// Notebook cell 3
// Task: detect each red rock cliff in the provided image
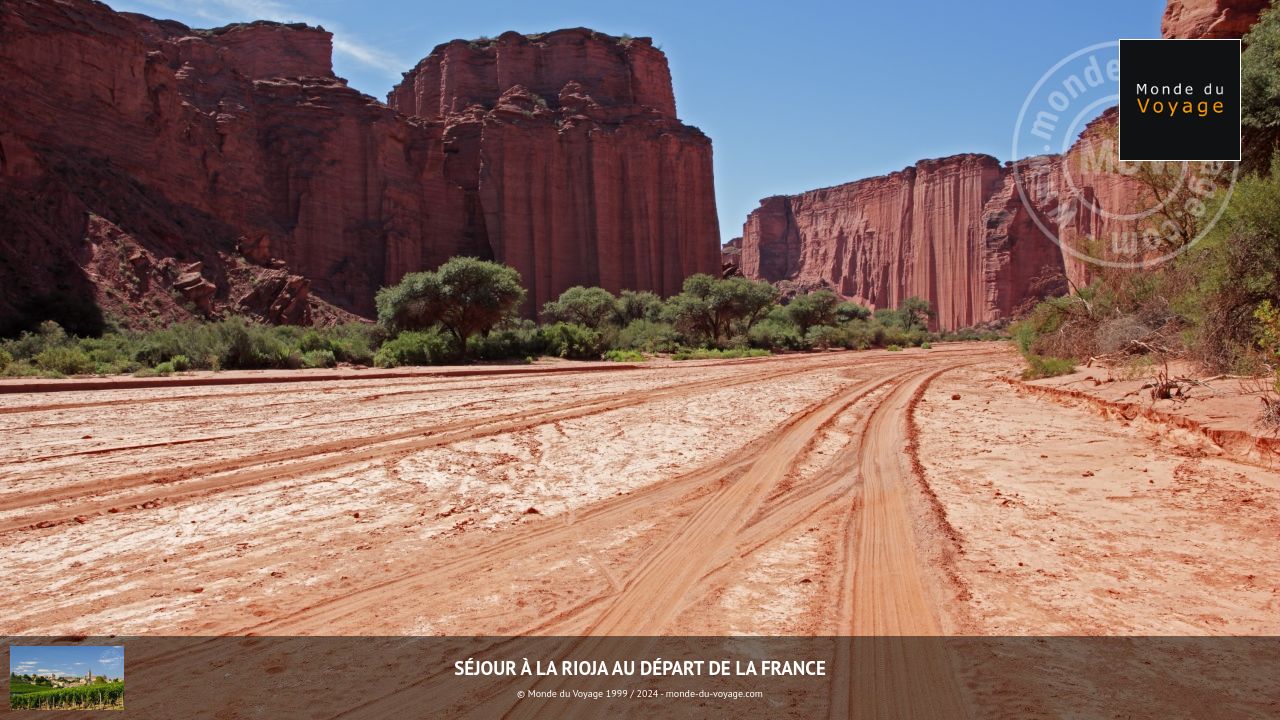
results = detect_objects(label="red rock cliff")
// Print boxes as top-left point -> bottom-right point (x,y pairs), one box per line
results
738,110 -> 1161,330
740,0 -> 1269,331
1162,0 -> 1269,38
388,30 -> 719,312
0,2 -> 717,332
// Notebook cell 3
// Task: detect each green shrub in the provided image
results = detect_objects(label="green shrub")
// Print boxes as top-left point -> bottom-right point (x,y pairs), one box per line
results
886,344 -> 903,352
841,320 -> 882,350
0,348 -> 12,371
467,319 -> 546,361
672,348 -> 770,361
804,324 -> 845,350
219,318 -> 299,369
543,322 -> 603,359
616,290 -> 665,323
373,329 -> 454,368
617,319 -> 680,353
153,361 -> 177,375
34,345 -> 94,375
748,317 -> 803,350
920,341 -> 932,349
1022,354 -> 1077,379
2,320 -> 71,361
603,349 -> 646,362
301,349 -> 337,369
170,354 -> 191,371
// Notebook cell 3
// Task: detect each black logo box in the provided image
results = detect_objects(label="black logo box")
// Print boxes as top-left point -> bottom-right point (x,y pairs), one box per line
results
1119,38 -> 1241,162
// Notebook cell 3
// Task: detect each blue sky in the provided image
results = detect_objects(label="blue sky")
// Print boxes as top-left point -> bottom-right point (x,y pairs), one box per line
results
104,0 -> 1163,242
10,646 -> 125,679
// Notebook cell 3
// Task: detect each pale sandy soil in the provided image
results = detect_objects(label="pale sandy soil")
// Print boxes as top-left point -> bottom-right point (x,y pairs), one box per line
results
1,344 -> 1275,718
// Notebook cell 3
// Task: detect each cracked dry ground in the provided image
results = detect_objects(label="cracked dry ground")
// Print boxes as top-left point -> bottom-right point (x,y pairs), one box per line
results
1,344 -> 1276,718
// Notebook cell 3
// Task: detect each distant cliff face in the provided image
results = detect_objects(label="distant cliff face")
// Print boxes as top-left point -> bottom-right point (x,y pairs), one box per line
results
738,0 -> 1267,331
388,30 -> 719,312
1162,0 -> 1269,38
0,3 -> 718,332
739,154 -> 1078,330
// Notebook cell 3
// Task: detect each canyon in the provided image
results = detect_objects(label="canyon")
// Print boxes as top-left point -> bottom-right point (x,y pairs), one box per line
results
736,0 -> 1264,330
0,0 -> 719,334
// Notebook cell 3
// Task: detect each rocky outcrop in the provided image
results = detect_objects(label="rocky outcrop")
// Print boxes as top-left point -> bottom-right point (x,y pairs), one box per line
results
738,110 -> 1154,330
388,30 -> 719,312
0,2 -> 717,333
1161,0 -> 1269,38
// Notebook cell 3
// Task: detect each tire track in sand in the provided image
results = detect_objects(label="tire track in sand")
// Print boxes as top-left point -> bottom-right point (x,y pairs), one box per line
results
827,365 -> 972,720
0,357 -> 864,533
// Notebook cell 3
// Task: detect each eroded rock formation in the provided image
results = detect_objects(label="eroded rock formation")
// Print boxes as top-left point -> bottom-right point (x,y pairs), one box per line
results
738,0 -> 1265,331
740,154 -> 1077,330
0,1 -> 718,333
387,30 -> 719,312
738,111 -> 1158,330
1162,0 -> 1269,39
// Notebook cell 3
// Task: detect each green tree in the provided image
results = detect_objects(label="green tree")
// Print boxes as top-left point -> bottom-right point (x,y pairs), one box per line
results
615,290 -> 665,323
540,286 -> 618,329
835,300 -> 871,323
663,274 -> 778,346
785,290 -> 841,334
897,296 -> 934,330
1243,5 -> 1280,174
375,257 -> 527,355
1177,164 -> 1280,371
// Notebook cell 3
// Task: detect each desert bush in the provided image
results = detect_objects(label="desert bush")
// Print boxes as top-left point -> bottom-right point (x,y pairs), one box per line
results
614,319 -> 675,353
373,329 -> 454,368
672,348 -> 769,361
603,349 -> 646,362
34,345 -> 94,375
841,320 -> 881,350
748,316 -> 803,350
1094,314 -> 1155,355
467,319 -> 546,361
615,290 -> 665,323
2,320 -> 71,361
1176,166 -> 1280,372
1021,354 -> 1077,380
886,344 -> 903,352
804,324 -> 844,350
218,318 -> 299,369
301,349 -> 337,369
920,341 -> 932,349
542,322 -> 603,360
153,360 -> 177,375
0,348 -> 11,371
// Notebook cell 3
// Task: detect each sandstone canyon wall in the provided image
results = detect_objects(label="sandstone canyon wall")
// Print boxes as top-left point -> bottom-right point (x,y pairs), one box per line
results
388,31 -> 719,312
0,1 -> 718,333
739,153 -> 1080,331
738,0 -> 1265,331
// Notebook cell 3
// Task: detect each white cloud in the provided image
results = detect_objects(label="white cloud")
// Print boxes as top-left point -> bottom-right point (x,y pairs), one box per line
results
115,0 -> 407,76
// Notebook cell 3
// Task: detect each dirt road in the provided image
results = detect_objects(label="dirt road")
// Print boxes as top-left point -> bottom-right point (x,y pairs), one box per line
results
2,344 -> 1276,717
